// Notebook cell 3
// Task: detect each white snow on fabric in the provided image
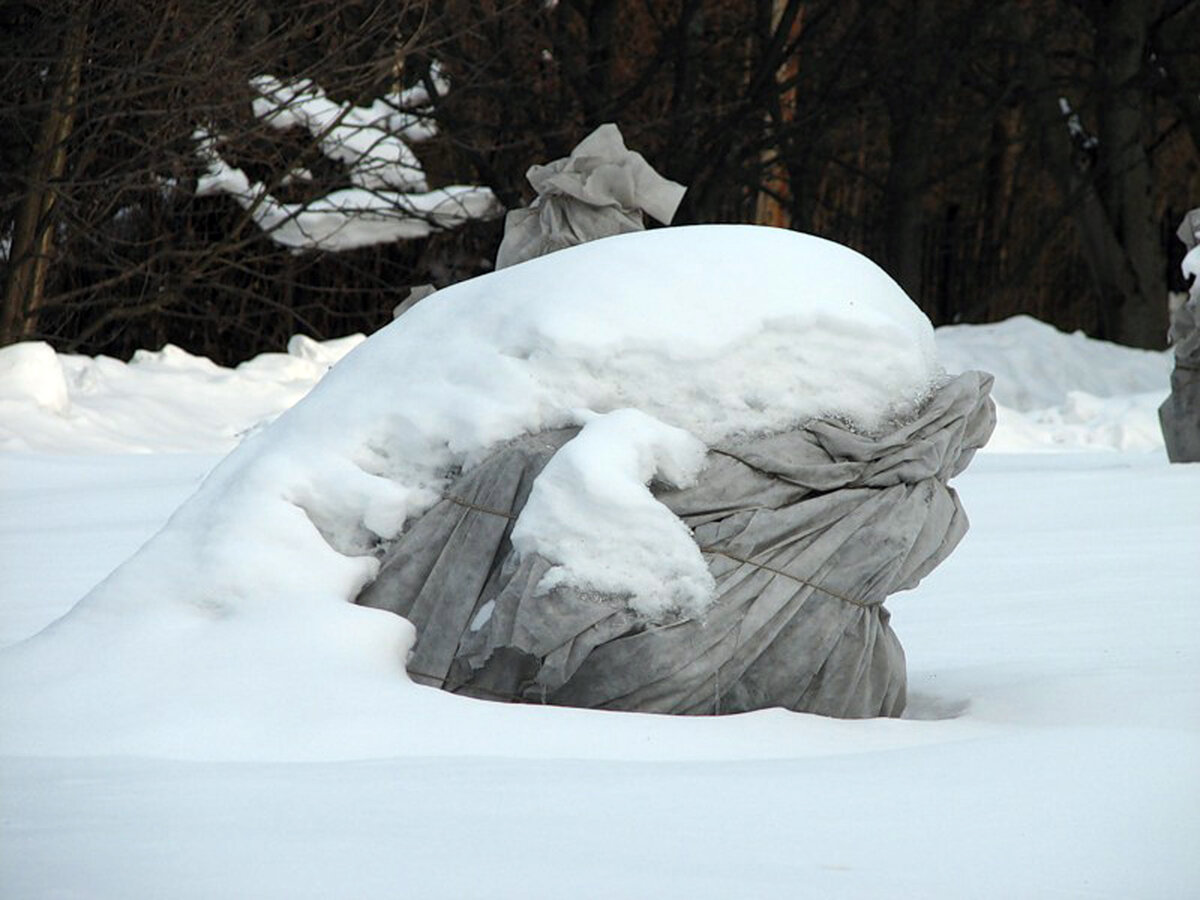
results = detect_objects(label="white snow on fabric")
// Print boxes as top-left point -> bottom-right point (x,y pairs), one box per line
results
1184,244 -> 1200,301
510,408 -> 713,617
0,224 -> 937,756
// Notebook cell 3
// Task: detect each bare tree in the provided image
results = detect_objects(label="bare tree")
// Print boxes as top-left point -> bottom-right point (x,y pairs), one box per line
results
4,0 -> 1197,359
0,0 -> 500,362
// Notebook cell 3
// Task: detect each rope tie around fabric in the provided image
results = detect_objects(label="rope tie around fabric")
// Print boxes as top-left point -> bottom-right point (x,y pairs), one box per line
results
698,546 -> 867,608
441,492 -> 869,609
441,494 -> 518,521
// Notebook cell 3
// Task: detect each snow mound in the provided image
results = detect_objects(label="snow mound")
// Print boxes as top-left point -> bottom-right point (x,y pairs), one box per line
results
0,342 -> 70,414
936,316 -> 1171,452
0,334 -> 364,454
936,315 -> 1168,410
103,223 -> 936,620
0,224 -> 939,758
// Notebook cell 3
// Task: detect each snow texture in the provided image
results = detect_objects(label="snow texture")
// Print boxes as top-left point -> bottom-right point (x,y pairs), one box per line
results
509,408 -> 714,618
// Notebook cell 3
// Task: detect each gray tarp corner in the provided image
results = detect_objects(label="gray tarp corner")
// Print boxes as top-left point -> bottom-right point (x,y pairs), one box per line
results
357,371 -> 997,719
1160,207 -> 1200,463
494,123 -> 687,270
392,283 -> 436,320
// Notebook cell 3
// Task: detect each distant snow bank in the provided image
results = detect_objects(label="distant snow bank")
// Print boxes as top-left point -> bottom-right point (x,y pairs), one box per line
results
0,333 -> 365,454
936,315 -> 1167,410
935,315 -> 1171,452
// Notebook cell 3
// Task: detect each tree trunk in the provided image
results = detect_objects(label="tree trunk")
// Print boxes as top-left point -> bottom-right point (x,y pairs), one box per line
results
1021,2 -> 1168,348
880,0 -> 937,306
1,6 -> 87,346
1095,0 -> 1168,348
883,112 -> 930,303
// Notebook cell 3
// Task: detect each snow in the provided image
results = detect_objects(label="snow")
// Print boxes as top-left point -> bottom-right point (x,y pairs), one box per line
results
195,129 -> 499,251
1,228 -> 1197,896
0,341 -> 70,413
936,315 -> 1167,410
510,407 -> 714,618
194,66 -> 500,251
1185,244 -> 1200,301
936,315 -> 1171,451
0,225 -> 940,757
251,75 -> 429,192
0,333 -> 365,453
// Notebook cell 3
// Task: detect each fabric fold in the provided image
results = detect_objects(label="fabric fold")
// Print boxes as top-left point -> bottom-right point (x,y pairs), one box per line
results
356,371 -> 995,718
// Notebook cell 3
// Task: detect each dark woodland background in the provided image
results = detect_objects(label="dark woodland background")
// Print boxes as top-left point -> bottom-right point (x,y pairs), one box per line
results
2,0 -> 1198,363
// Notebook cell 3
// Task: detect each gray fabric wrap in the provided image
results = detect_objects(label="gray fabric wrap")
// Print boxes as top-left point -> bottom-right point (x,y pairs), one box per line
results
494,123 -> 686,270
1159,293 -> 1200,462
356,371 -> 996,718
1160,207 -> 1200,462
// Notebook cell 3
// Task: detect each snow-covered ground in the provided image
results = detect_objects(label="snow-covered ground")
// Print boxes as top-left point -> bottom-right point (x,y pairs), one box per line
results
1,280 -> 1197,895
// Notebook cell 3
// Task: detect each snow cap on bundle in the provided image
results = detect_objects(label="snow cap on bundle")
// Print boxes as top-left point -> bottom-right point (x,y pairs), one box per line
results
1,224 -> 970,757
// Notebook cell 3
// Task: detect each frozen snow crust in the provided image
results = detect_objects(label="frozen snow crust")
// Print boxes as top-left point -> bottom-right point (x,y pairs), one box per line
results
0,224 -> 942,757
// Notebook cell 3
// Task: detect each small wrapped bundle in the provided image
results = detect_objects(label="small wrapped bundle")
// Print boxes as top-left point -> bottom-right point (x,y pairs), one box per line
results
495,123 -> 686,270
